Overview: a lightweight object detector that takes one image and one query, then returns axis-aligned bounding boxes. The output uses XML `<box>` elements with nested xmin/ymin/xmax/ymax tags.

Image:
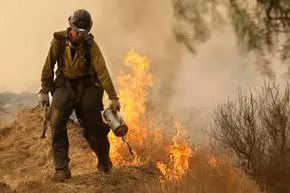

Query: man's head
<box><xmin>68</xmin><ymin>9</ymin><xmax>93</xmax><ymax>39</ymax></box>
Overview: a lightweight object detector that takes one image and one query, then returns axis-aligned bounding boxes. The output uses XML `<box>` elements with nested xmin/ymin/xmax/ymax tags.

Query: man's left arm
<box><xmin>91</xmin><ymin>42</ymin><xmax>119</xmax><ymax>102</ymax></box>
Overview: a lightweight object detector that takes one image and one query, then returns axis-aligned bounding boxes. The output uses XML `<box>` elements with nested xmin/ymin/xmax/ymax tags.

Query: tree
<box><xmin>172</xmin><ymin>0</ymin><xmax>290</xmax><ymax>77</ymax></box>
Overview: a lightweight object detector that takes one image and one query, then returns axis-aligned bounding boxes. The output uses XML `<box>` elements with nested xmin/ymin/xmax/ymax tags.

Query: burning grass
<box><xmin>143</xmin><ymin>149</ymin><xmax>261</xmax><ymax>193</ymax></box>
<box><xmin>106</xmin><ymin>49</ymin><xmax>193</xmax><ymax>182</ymax></box>
<box><xmin>103</xmin><ymin>49</ymin><xmax>261</xmax><ymax>192</ymax></box>
<box><xmin>0</xmin><ymin>49</ymin><xmax>262</xmax><ymax>193</ymax></box>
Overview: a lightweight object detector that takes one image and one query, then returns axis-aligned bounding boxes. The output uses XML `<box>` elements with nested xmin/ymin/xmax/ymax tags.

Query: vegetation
<box><xmin>212</xmin><ymin>82</ymin><xmax>290</xmax><ymax>192</ymax></box>
<box><xmin>173</xmin><ymin>0</ymin><xmax>290</xmax><ymax>77</ymax></box>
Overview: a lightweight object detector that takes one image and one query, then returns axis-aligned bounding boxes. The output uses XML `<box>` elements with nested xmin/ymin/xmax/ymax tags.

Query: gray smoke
<box><xmin>0</xmin><ymin>0</ymin><xmax>286</xmax><ymax>111</ymax></box>
<box><xmin>0</xmin><ymin>0</ymin><xmax>182</xmax><ymax>108</ymax></box>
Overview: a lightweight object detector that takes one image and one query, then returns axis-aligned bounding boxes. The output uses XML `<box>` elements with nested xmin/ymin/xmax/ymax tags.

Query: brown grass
<box><xmin>211</xmin><ymin>82</ymin><xmax>290</xmax><ymax>192</ymax></box>
<box><xmin>143</xmin><ymin>150</ymin><xmax>261</xmax><ymax>193</ymax></box>
<box><xmin>0</xmin><ymin>106</ymin><xmax>261</xmax><ymax>193</ymax></box>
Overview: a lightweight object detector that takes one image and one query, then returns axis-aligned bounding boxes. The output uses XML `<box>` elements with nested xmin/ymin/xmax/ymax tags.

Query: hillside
<box><xmin>0</xmin><ymin>106</ymin><xmax>262</xmax><ymax>193</ymax></box>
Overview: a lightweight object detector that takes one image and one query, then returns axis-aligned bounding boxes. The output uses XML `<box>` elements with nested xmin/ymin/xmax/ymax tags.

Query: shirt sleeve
<box><xmin>40</xmin><ymin>38</ymin><xmax>58</xmax><ymax>94</ymax></box>
<box><xmin>90</xmin><ymin>41</ymin><xmax>118</xmax><ymax>99</ymax></box>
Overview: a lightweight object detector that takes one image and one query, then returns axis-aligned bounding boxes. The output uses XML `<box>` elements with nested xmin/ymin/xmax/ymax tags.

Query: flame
<box><xmin>106</xmin><ymin>49</ymin><xmax>192</xmax><ymax>182</ymax></box>
<box><xmin>157</xmin><ymin>122</ymin><xmax>193</xmax><ymax>182</ymax></box>
<box><xmin>108</xmin><ymin>49</ymin><xmax>153</xmax><ymax>166</ymax></box>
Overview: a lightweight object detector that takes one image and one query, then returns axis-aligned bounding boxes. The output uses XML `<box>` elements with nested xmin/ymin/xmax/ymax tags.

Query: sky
<box><xmin>0</xmin><ymin>0</ymin><xmax>287</xmax><ymax>109</ymax></box>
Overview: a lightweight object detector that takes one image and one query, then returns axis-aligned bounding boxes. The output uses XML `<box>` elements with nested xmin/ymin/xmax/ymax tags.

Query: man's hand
<box><xmin>39</xmin><ymin>93</ymin><xmax>50</xmax><ymax>107</ymax></box>
<box><xmin>110</xmin><ymin>99</ymin><xmax>121</xmax><ymax>112</ymax></box>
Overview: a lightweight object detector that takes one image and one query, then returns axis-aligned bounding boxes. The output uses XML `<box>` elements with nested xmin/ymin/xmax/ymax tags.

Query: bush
<box><xmin>211</xmin><ymin>82</ymin><xmax>290</xmax><ymax>193</ymax></box>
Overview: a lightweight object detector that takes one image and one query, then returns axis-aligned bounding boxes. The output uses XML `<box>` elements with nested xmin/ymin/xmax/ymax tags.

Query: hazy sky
<box><xmin>0</xmin><ymin>0</ymin><xmax>286</xmax><ymax>109</ymax></box>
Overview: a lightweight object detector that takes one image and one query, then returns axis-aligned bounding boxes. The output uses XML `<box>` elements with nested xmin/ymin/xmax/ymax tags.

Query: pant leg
<box><xmin>75</xmin><ymin>86</ymin><xmax>111</xmax><ymax>165</ymax></box>
<box><xmin>50</xmin><ymin>87</ymin><xmax>73</xmax><ymax>170</ymax></box>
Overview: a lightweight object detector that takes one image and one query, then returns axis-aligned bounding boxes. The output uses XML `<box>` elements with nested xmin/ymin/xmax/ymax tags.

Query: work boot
<box><xmin>97</xmin><ymin>157</ymin><xmax>113</xmax><ymax>174</ymax></box>
<box><xmin>52</xmin><ymin>167</ymin><xmax>71</xmax><ymax>182</ymax></box>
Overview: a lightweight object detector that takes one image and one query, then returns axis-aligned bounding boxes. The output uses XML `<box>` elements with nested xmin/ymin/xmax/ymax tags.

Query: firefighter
<box><xmin>39</xmin><ymin>9</ymin><xmax>120</xmax><ymax>181</ymax></box>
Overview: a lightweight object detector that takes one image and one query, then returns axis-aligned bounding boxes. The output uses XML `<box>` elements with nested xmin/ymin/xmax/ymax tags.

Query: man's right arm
<box><xmin>40</xmin><ymin>38</ymin><xmax>59</xmax><ymax>94</ymax></box>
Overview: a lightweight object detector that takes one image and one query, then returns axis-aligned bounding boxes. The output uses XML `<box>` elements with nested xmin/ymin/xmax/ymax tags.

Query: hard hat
<box><xmin>68</xmin><ymin>9</ymin><xmax>93</xmax><ymax>34</ymax></box>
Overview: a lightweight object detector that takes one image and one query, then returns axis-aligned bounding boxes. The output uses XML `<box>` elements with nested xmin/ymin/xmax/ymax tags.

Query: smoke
<box><xmin>0</xmin><ymin>0</ymin><xmax>181</xmax><ymax>107</ymax></box>
<box><xmin>0</xmin><ymin>0</ymin><xmax>98</xmax><ymax>92</ymax></box>
<box><xmin>93</xmin><ymin>0</ymin><xmax>182</xmax><ymax>108</ymax></box>
<box><xmin>0</xmin><ymin>0</ymin><xmax>287</xmax><ymax>111</ymax></box>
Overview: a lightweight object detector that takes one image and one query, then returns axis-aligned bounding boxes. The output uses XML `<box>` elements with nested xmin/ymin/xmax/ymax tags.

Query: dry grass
<box><xmin>141</xmin><ymin>149</ymin><xmax>261</xmax><ymax>193</ymax></box>
<box><xmin>0</xmin><ymin>106</ymin><xmax>262</xmax><ymax>193</ymax></box>
<box><xmin>211</xmin><ymin>82</ymin><xmax>290</xmax><ymax>192</ymax></box>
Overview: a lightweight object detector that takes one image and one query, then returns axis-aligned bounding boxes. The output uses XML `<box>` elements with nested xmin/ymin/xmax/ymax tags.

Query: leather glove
<box><xmin>110</xmin><ymin>99</ymin><xmax>121</xmax><ymax>112</ymax></box>
<box><xmin>39</xmin><ymin>93</ymin><xmax>50</xmax><ymax>107</ymax></box>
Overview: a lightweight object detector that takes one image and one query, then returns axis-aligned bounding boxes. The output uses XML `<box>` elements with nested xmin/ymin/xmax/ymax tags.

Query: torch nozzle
<box><xmin>122</xmin><ymin>136</ymin><xmax>134</xmax><ymax>155</ymax></box>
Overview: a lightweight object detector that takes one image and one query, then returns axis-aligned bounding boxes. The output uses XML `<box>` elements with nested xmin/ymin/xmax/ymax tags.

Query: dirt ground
<box><xmin>0</xmin><ymin>106</ymin><xmax>160</xmax><ymax>193</ymax></box>
<box><xmin>0</xmin><ymin>106</ymin><xmax>263</xmax><ymax>193</ymax></box>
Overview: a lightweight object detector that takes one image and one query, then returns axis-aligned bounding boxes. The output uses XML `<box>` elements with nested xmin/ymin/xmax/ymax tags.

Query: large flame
<box><xmin>108</xmin><ymin>49</ymin><xmax>153</xmax><ymax>166</ymax></box>
<box><xmin>107</xmin><ymin>49</ymin><xmax>192</xmax><ymax>182</ymax></box>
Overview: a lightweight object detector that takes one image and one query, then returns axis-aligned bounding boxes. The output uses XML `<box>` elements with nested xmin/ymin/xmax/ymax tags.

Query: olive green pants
<box><xmin>50</xmin><ymin>85</ymin><xmax>110</xmax><ymax>171</ymax></box>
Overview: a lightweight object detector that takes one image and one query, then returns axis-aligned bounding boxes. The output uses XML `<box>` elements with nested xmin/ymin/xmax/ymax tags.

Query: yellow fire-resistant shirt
<box><xmin>40</xmin><ymin>29</ymin><xmax>118</xmax><ymax>99</ymax></box>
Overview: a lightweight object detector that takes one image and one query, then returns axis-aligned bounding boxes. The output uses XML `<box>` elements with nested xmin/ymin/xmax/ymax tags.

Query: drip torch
<box><xmin>103</xmin><ymin>107</ymin><xmax>134</xmax><ymax>155</ymax></box>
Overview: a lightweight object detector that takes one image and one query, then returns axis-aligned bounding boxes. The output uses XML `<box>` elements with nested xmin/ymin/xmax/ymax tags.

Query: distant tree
<box><xmin>172</xmin><ymin>0</ymin><xmax>290</xmax><ymax>77</ymax></box>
